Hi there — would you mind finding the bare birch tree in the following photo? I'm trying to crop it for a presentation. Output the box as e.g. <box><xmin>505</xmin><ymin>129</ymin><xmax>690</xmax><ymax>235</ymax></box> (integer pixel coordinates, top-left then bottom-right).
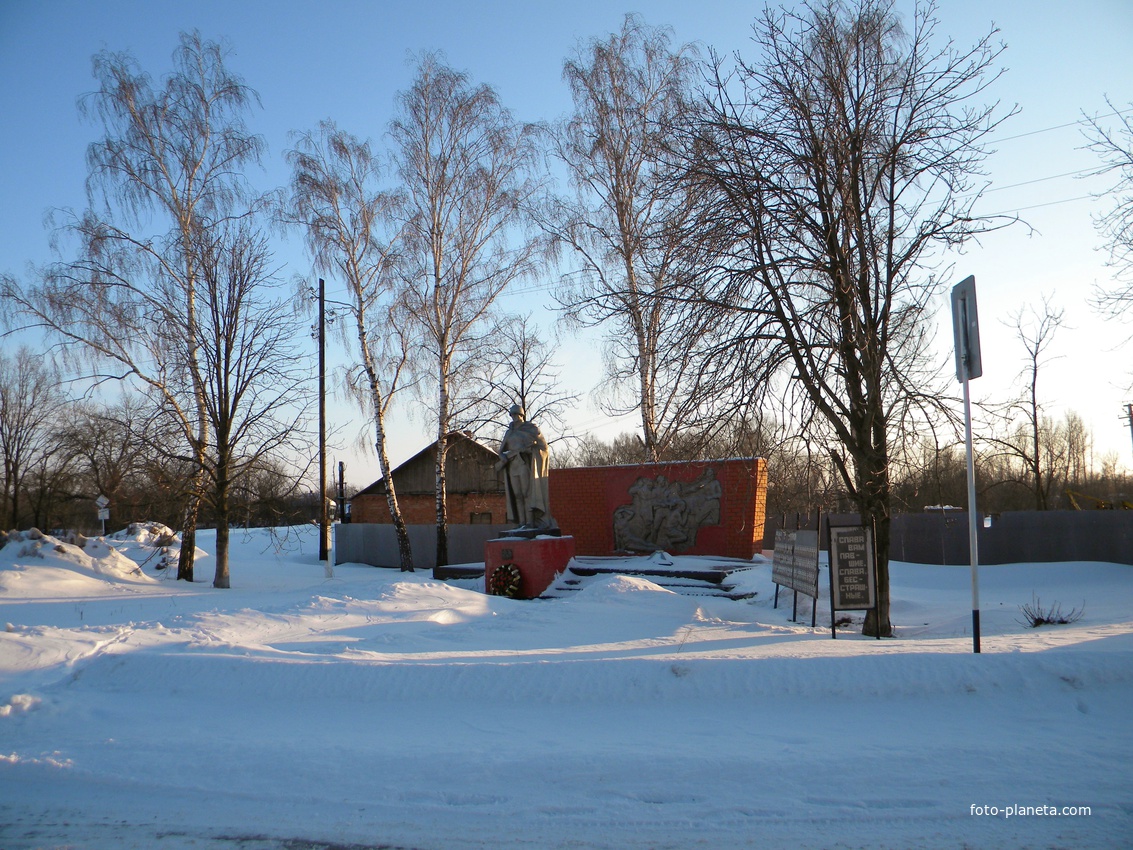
<box><xmin>547</xmin><ymin>15</ymin><xmax>706</xmax><ymax>461</ymax></box>
<box><xmin>282</xmin><ymin>120</ymin><xmax>415</xmax><ymax>571</ymax></box>
<box><xmin>677</xmin><ymin>0</ymin><xmax>1012</xmax><ymax>635</ymax></box>
<box><xmin>1</xmin><ymin>32</ymin><xmax>266</xmax><ymax>583</ymax></box>
<box><xmin>0</xmin><ymin>348</ymin><xmax>65</xmax><ymax>529</ymax></box>
<box><xmin>984</xmin><ymin>296</ymin><xmax>1066</xmax><ymax>510</ymax></box>
<box><xmin>390</xmin><ymin>53</ymin><xmax>543</xmax><ymax>566</ymax></box>
<box><xmin>478</xmin><ymin>313</ymin><xmax>579</xmax><ymax>439</ymax></box>
<box><xmin>1084</xmin><ymin>99</ymin><xmax>1133</xmax><ymax>327</ymax></box>
<box><xmin>193</xmin><ymin>221</ymin><xmax>309</xmax><ymax>586</ymax></box>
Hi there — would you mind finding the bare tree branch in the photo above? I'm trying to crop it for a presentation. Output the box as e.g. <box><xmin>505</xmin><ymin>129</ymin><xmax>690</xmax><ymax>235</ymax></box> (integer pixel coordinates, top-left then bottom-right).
<box><xmin>390</xmin><ymin>53</ymin><xmax>545</xmax><ymax>565</ymax></box>
<box><xmin>281</xmin><ymin>120</ymin><xmax>416</xmax><ymax>571</ymax></box>
<box><xmin>673</xmin><ymin>0</ymin><xmax>1014</xmax><ymax>635</ymax></box>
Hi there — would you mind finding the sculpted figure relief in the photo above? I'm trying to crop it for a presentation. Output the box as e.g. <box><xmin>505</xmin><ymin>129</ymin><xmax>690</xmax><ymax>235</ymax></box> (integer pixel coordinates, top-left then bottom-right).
<box><xmin>496</xmin><ymin>404</ymin><xmax>553</xmax><ymax>529</ymax></box>
<box><xmin>613</xmin><ymin>467</ymin><xmax>722</xmax><ymax>553</ymax></box>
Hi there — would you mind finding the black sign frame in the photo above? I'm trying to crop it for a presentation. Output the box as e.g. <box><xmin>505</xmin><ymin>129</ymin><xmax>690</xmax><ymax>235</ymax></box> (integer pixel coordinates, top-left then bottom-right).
<box><xmin>827</xmin><ymin>522</ymin><xmax>879</xmax><ymax>639</ymax></box>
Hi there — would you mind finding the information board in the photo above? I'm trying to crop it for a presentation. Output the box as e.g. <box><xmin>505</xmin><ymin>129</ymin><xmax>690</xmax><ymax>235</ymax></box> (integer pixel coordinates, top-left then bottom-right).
<box><xmin>770</xmin><ymin>528</ymin><xmax>795</xmax><ymax>587</ymax></box>
<box><xmin>773</xmin><ymin>527</ymin><xmax>821</xmax><ymax>627</ymax></box>
<box><xmin>772</xmin><ymin>528</ymin><xmax>820</xmax><ymax>597</ymax></box>
<box><xmin>828</xmin><ymin>525</ymin><xmax>875</xmax><ymax>610</ymax></box>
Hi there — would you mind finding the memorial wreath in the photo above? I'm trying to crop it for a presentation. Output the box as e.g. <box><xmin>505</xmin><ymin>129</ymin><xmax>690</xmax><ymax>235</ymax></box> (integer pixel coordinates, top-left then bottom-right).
<box><xmin>488</xmin><ymin>562</ymin><xmax>522</xmax><ymax>598</ymax></box>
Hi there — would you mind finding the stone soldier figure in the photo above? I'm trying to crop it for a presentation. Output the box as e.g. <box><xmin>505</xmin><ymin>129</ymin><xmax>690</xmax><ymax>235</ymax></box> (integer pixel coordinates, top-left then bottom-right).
<box><xmin>495</xmin><ymin>404</ymin><xmax>552</xmax><ymax>529</ymax></box>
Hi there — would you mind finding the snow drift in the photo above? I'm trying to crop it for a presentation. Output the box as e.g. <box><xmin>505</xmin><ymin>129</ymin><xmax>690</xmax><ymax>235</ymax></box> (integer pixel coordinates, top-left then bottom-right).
<box><xmin>1</xmin><ymin>524</ymin><xmax>1130</xmax><ymax>849</ymax></box>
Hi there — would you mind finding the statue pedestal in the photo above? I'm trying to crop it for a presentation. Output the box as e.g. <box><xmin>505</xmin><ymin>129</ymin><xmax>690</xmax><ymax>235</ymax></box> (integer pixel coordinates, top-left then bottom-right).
<box><xmin>485</xmin><ymin>535</ymin><xmax>575</xmax><ymax>599</ymax></box>
<box><xmin>495</xmin><ymin>524</ymin><xmax>561</xmax><ymax>540</ymax></box>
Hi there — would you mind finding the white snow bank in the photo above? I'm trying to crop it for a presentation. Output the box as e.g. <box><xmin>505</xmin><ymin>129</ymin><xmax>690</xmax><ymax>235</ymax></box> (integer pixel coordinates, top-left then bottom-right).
<box><xmin>0</xmin><ymin>528</ymin><xmax>157</xmax><ymax>594</ymax></box>
<box><xmin>574</xmin><ymin>573</ymin><xmax>679</xmax><ymax>597</ymax></box>
<box><xmin>0</xmin><ymin>524</ymin><xmax>1130</xmax><ymax>850</ymax></box>
<box><xmin>0</xmin><ymin>692</ymin><xmax>39</xmax><ymax>717</ymax></box>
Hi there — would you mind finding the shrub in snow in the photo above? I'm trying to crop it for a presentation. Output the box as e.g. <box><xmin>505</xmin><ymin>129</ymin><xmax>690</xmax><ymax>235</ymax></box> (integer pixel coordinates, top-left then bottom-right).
<box><xmin>120</xmin><ymin>522</ymin><xmax>178</xmax><ymax>548</ymax></box>
<box><xmin>1018</xmin><ymin>595</ymin><xmax>1084</xmax><ymax>628</ymax></box>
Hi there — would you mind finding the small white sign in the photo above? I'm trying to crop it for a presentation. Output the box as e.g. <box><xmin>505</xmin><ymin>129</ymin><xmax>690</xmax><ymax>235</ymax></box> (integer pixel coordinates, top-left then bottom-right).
<box><xmin>97</xmin><ymin>508</ymin><xmax>110</xmax><ymax>521</ymax></box>
<box><xmin>95</xmin><ymin>494</ymin><xmax>110</xmax><ymax>509</ymax></box>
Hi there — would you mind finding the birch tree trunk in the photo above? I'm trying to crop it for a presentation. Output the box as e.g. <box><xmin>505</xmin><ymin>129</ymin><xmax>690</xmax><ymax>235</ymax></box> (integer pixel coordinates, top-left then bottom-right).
<box><xmin>389</xmin><ymin>54</ymin><xmax>542</xmax><ymax>564</ymax></box>
<box><xmin>283</xmin><ymin>122</ymin><xmax>416</xmax><ymax>570</ymax></box>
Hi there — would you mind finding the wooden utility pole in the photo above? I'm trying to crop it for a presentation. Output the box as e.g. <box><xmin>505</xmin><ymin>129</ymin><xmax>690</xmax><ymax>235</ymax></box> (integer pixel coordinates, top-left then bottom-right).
<box><xmin>1126</xmin><ymin>404</ymin><xmax>1133</xmax><ymax>462</ymax></box>
<box><xmin>318</xmin><ymin>277</ymin><xmax>331</xmax><ymax>570</ymax></box>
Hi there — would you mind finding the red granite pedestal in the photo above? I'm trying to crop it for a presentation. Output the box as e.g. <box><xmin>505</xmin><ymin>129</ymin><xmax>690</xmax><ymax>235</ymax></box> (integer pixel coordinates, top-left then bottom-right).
<box><xmin>484</xmin><ymin>535</ymin><xmax>575</xmax><ymax>599</ymax></box>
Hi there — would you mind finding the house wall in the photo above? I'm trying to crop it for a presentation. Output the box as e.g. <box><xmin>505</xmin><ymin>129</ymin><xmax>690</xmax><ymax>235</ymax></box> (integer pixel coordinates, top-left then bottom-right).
<box><xmin>549</xmin><ymin>458</ymin><xmax>768</xmax><ymax>559</ymax></box>
<box><xmin>386</xmin><ymin>437</ymin><xmax>504</xmax><ymax>495</ymax></box>
<box><xmin>352</xmin><ymin>492</ymin><xmax>508</xmax><ymax>525</ymax></box>
<box><xmin>351</xmin><ymin>432</ymin><xmax>506</xmax><ymax>526</ymax></box>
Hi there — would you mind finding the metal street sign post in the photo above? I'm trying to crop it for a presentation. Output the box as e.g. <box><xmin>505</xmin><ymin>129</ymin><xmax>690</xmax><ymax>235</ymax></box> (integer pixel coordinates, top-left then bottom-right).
<box><xmin>95</xmin><ymin>494</ymin><xmax>110</xmax><ymax>537</ymax></box>
<box><xmin>951</xmin><ymin>275</ymin><xmax>983</xmax><ymax>654</ymax></box>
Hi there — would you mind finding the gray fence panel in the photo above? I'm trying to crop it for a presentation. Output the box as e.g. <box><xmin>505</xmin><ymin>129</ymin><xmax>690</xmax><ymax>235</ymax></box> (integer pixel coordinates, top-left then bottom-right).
<box><xmin>335</xmin><ymin>523</ymin><xmax>514</xmax><ymax>569</ymax></box>
<box><xmin>851</xmin><ymin>511</ymin><xmax>1133</xmax><ymax>566</ymax></box>
<box><xmin>765</xmin><ymin>511</ymin><xmax>1133</xmax><ymax>565</ymax></box>
<box><xmin>343</xmin><ymin>512</ymin><xmax>1133</xmax><ymax>569</ymax></box>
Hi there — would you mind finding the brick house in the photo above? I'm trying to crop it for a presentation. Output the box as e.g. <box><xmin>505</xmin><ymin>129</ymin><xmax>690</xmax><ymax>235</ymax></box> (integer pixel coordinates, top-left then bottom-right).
<box><xmin>350</xmin><ymin>431</ymin><xmax>507</xmax><ymax>525</ymax></box>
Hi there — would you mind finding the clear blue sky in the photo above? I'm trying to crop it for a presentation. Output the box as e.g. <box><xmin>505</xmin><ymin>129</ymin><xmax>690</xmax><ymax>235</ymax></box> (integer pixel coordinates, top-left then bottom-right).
<box><xmin>2</xmin><ymin>0</ymin><xmax>1133</xmax><ymax>485</ymax></box>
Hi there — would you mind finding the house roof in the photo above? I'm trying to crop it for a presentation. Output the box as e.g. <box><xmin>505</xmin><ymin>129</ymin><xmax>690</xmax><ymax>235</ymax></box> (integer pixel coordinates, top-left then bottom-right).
<box><xmin>356</xmin><ymin>431</ymin><xmax>500</xmax><ymax>497</ymax></box>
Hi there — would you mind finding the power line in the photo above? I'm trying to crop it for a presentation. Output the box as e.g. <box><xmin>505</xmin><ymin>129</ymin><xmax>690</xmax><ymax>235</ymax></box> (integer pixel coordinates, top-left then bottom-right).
<box><xmin>506</xmin><ymin>280</ymin><xmax>557</xmax><ymax>296</ymax></box>
<box><xmin>982</xmin><ymin>167</ymin><xmax>1095</xmax><ymax>195</ymax></box>
<box><xmin>510</xmin><ymin>111</ymin><xmax>1128</xmax><ymax>291</ymax></box>
<box><xmin>985</xmin><ymin>193</ymin><xmax>1096</xmax><ymax>217</ymax></box>
<box><xmin>991</xmin><ymin>107</ymin><xmax>1133</xmax><ymax>144</ymax></box>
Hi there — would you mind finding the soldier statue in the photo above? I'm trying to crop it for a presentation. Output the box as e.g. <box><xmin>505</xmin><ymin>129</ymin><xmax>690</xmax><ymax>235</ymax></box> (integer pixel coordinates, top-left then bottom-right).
<box><xmin>495</xmin><ymin>404</ymin><xmax>553</xmax><ymax>530</ymax></box>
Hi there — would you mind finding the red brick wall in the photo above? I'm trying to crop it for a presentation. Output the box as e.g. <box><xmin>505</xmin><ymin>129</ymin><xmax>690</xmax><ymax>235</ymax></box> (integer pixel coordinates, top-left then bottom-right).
<box><xmin>549</xmin><ymin>458</ymin><xmax>767</xmax><ymax>559</ymax></box>
<box><xmin>351</xmin><ymin>492</ymin><xmax>508</xmax><ymax>525</ymax></box>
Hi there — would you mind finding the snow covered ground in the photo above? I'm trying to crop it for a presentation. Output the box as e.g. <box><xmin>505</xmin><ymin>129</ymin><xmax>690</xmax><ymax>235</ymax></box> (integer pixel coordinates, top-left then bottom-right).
<box><xmin>1</xmin><ymin>523</ymin><xmax>1130</xmax><ymax>849</ymax></box>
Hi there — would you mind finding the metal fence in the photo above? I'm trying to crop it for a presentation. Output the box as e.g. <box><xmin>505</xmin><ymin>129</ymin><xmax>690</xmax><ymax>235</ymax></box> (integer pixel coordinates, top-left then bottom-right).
<box><xmin>765</xmin><ymin>510</ymin><xmax>1133</xmax><ymax>566</ymax></box>
<box><xmin>334</xmin><ymin>522</ymin><xmax>514</xmax><ymax>569</ymax></box>
<box><xmin>340</xmin><ymin>509</ymin><xmax>1133</xmax><ymax>570</ymax></box>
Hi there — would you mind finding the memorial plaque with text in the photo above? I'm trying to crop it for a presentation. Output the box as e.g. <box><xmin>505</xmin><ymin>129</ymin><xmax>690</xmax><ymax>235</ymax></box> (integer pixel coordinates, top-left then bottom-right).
<box><xmin>829</xmin><ymin>525</ymin><xmax>875</xmax><ymax>610</ymax></box>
